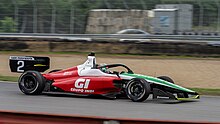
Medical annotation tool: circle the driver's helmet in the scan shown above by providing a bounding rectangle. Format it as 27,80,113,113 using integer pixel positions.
99,63,110,73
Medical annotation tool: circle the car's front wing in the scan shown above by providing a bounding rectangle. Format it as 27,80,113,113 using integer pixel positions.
152,88,200,100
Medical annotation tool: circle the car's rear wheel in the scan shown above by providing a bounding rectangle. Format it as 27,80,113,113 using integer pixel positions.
126,78,151,102
157,76,188,98
18,71,45,95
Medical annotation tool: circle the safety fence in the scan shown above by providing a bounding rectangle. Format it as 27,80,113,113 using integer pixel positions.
0,110,219,124
0,0,220,34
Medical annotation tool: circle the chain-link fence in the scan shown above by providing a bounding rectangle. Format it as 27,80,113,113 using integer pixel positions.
0,0,220,34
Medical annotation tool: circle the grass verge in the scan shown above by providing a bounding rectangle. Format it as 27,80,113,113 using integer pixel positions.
0,75,219,96
189,88,220,96
0,75,18,82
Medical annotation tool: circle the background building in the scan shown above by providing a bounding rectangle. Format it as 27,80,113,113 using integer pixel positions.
153,4,193,34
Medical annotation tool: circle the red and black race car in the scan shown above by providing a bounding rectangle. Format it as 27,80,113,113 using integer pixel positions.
9,53,199,102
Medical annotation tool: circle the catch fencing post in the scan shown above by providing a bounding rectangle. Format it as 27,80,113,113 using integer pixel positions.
216,0,220,33
49,0,56,33
31,0,37,33
70,4,75,34
11,0,18,32
197,0,204,29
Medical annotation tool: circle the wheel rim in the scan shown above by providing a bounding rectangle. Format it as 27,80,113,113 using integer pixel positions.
21,75,37,91
128,81,145,98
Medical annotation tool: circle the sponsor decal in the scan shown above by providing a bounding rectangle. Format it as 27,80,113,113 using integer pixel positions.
70,78,94,93
63,72,73,75
160,16,170,27
10,56,35,61
70,88,94,93
75,78,90,88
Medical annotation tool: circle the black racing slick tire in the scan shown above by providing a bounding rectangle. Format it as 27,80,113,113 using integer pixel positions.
126,78,151,102
18,71,45,95
157,76,188,98
157,76,174,83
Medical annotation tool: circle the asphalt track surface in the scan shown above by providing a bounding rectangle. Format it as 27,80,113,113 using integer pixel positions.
0,82,220,122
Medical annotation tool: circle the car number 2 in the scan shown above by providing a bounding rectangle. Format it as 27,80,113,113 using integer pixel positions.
17,61,24,72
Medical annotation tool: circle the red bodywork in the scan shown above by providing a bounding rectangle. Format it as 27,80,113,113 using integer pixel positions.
43,66,122,95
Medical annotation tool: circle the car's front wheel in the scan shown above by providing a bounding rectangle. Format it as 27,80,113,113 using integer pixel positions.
18,71,45,95
126,78,151,102
157,76,188,98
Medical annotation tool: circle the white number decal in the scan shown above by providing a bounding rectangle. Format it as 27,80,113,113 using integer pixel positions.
75,79,90,89
17,61,24,72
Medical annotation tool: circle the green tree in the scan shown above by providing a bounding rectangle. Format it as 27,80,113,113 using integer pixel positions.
0,17,17,32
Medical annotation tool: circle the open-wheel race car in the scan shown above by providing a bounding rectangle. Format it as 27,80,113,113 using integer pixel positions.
9,53,199,102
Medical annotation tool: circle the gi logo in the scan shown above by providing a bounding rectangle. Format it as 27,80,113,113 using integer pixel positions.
75,78,90,89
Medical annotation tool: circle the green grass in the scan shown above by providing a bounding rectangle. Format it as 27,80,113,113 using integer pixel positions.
190,88,220,96
0,75,18,82
0,75,219,96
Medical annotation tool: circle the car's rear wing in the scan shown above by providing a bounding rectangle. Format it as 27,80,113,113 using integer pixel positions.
9,56,50,73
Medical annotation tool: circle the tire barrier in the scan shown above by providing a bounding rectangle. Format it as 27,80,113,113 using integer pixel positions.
0,38,219,56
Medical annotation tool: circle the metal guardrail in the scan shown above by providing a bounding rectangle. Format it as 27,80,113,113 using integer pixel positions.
1,33,220,41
